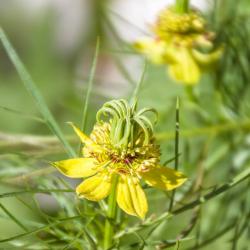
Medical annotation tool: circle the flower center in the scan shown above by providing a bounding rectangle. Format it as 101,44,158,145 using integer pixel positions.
154,7,206,43
110,153,135,165
83,102,161,176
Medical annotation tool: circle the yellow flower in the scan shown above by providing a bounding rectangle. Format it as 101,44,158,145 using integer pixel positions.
52,100,187,219
134,6,223,85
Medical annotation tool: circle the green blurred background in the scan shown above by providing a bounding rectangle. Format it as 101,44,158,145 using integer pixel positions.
0,0,249,249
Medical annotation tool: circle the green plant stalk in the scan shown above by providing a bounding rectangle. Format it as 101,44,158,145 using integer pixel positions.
156,119,250,141
104,175,119,249
168,97,180,212
131,60,147,102
0,215,83,243
102,13,136,86
0,203,28,232
0,27,76,158
0,105,45,123
80,38,100,134
78,38,100,155
0,189,74,199
175,0,189,13
114,167,250,239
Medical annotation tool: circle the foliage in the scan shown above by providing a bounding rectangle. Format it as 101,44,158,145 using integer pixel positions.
0,0,249,249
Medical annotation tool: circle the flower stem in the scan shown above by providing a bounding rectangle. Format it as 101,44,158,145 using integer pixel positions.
104,175,119,250
168,97,180,212
175,0,190,13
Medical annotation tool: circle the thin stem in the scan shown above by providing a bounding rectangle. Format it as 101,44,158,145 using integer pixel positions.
104,175,119,249
175,0,190,14
0,215,83,243
168,97,180,212
173,168,250,215
186,222,235,250
78,38,100,155
114,167,250,239
0,105,45,124
156,119,250,141
0,28,76,158
0,203,28,232
131,59,147,102
80,38,100,133
102,13,136,86
174,97,180,172
0,189,74,199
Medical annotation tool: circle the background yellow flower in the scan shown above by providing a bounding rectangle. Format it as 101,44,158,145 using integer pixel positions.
53,101,187,219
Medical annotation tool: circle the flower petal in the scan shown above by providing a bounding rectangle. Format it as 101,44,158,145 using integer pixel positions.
117,176,148,219
76,172,113,201
192,47,223,66
140,166,187,191
69,122,103,154
168,48,200,84
116,176,137,217
134,37,168,64
68,122,92,145
52,158,98,178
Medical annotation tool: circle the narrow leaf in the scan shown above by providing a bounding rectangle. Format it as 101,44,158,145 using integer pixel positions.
0,27,76,157
0,203,28,232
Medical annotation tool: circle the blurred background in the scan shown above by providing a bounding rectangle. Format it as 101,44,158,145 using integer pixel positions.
0,0,208,134
0,0,250,249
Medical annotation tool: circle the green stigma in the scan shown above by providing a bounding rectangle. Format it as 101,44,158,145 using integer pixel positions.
96,99,158,148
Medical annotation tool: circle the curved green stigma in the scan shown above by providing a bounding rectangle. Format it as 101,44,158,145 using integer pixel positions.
96,99,158,148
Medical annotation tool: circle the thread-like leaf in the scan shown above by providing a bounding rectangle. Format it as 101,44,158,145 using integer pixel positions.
0,27,75,157
0,189,74,199
80,38,100,133
0,215,82,243
0,203,28,231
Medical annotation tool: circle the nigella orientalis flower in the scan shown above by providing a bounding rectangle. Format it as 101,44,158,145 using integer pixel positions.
52,99,187,218
134,6,223,85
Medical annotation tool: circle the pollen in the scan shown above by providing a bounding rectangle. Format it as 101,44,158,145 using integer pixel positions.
52,99,187,218
86,121,160,176
154,7,206,45
134,6,223,85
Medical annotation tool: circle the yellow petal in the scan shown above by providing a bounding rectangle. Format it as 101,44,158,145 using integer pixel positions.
195,35,214,50
140,166,187,191
117,176,148,219
192,47,223,66
68,122,92,145
116,176,137,217
52,158,97,178
76,172,113,201
134,38,168,64
69,122,103,154
168,48,200,85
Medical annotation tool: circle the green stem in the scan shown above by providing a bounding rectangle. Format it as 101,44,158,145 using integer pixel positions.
156,119,250,141
104,175,119,249
78,38,100,156
175,0,190,14
168,97,180,212
114,167,250,239
131,59,147,102
0,28,76,158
